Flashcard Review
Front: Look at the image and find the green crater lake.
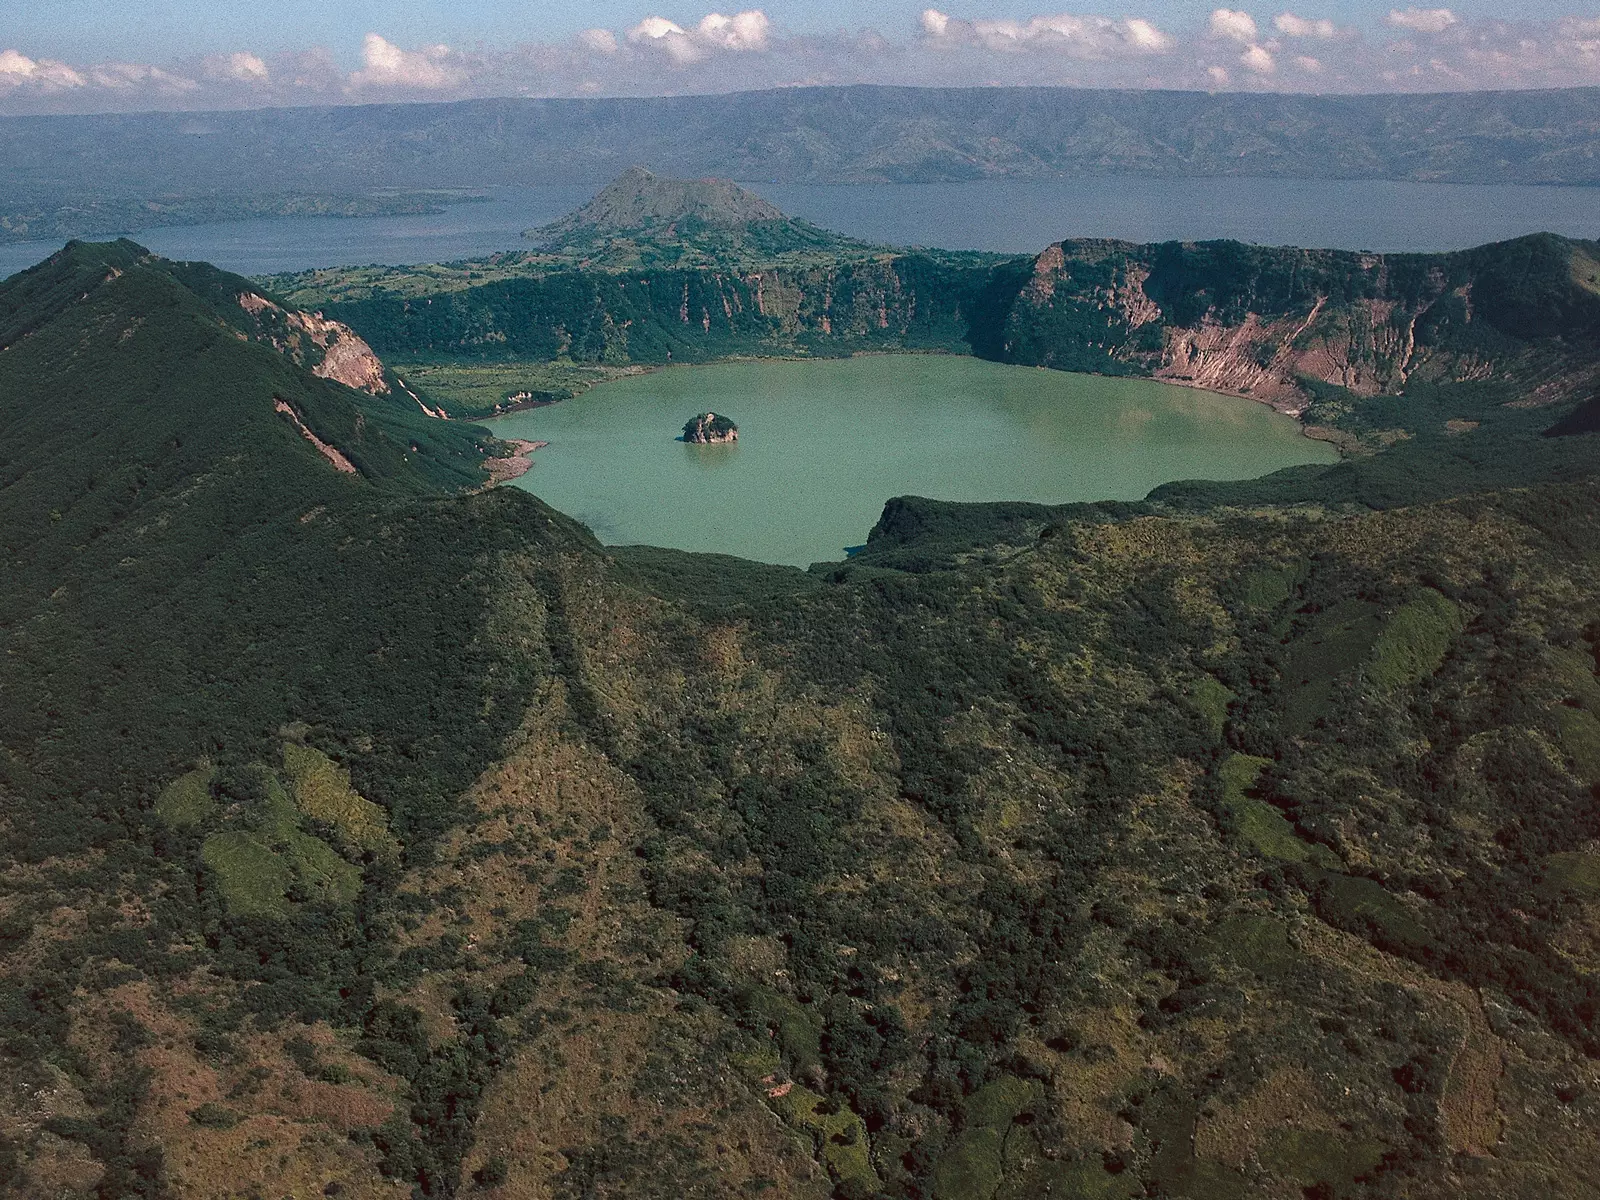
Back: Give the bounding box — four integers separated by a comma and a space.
493, 356, 1336, 566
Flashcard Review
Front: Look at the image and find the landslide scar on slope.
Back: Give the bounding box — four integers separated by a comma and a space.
273, 398, 357, 474
240, 292, 391, 395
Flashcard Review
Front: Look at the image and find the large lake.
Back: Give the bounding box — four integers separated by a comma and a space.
492, 356, 1335, 566
4, 176, 1600, 279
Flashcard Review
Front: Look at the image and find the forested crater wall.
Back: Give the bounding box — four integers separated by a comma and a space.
321, 233, 1600, 414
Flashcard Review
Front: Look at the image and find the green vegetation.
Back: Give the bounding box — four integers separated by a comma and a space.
1277, 600, 1387, 731
773, 1085, 878, 1191
1218, 754, 1333, 865
4, 236, 1600, 1200
1555, 706, 1600, 783
191, 764, 366, 917
1552, 646, 1600, 711
1240, 561, 1307, 610
201, 832, 298, 918
387, 358, 631, 419
282, 742, 400, 861
1366, 589, 1463, 689
1259, 1129, 1386, 1191
1545, 852, 1600, 899
1190, 676, 1234, 741
153, 764, 216, 827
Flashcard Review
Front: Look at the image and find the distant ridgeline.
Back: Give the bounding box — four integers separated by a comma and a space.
8, 84, 1600, 244
7, 85, 1600, 197
283, 176, 1600, 506
4, 233, 1600, 1195
0, 190, 483, 247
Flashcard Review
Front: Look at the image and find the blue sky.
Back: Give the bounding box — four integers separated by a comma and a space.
11, 0, 1590, 63
4, 2, 1600, 111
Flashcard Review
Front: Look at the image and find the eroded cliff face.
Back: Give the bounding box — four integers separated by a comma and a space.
322, 233, 1600, 421
240, 292, 392, 396
1002, 238, 1595, 412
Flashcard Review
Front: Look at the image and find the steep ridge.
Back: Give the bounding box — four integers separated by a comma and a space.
2, 240, 1600, 1200
1001, 234, 1600, 411
0, 239, 597, 826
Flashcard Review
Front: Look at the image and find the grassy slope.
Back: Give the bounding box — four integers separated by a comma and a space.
2, 239, 1600, 1200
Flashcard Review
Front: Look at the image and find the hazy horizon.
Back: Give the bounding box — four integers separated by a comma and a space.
5, 5, 1600, 115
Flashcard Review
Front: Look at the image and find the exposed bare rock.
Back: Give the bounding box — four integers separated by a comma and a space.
1006, 237, 1600, 414
274, 398, 358, 474
480, 439, 546, 488
683, 412, 738, 443
239, 293, 391, 396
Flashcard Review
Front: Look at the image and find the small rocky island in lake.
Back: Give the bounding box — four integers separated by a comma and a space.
683, 412, 739, 443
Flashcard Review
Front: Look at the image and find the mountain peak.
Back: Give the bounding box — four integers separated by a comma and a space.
539, 167, 787, 239
524, 167, 869, 267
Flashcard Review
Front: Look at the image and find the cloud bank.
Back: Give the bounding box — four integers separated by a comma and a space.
4, 8, 1600, 114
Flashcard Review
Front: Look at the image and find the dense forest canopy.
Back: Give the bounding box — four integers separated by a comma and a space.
0, 232, 1599, 1200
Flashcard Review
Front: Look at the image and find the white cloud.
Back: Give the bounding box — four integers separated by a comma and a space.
348, 33, 459, 90
1387, 8, 1458, 34
1241, 43, 1276, 72
0, 49, 37, 79
697, 11, 771, 51
578, 28, 620, 54
922, 11, 1175, 56
1124, 19, 1171, 52
89, 62, 197, 92
10, 9, 1600, 113
0, 48, 86, 90
1209, 9, 1259, 43
628, 11, 770, 62
630, 17, 688, 42
1274, 13, 1336, 39
208, 52, 269, 82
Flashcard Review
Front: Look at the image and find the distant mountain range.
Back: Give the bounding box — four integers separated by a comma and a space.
3, 85, 1600, 210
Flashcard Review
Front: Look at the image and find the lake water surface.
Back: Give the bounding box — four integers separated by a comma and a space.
492, 356, 1336, 566
4, 176, 1599, 280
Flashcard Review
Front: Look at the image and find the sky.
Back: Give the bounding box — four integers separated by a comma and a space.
3, 2, 1600, 113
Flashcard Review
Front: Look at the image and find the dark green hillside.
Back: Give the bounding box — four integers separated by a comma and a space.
0, 240, 600, 842
316, 253, 994, 381
3, 238, 1600, 1200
